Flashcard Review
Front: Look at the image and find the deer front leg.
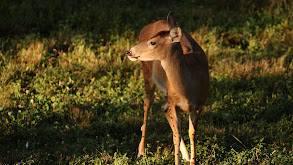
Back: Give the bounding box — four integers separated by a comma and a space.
189, 108, 201, 165
137, 81, 155, 159
167, 101, 181, 165
162, 99, 190, 162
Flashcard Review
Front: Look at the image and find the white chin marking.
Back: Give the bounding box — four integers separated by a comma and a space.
127, 56, 139, 61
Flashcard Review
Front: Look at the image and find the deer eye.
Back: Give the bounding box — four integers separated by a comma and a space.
150, 42, 156, 45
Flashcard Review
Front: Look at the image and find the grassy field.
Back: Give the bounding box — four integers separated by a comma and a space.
0, 0, 293, 164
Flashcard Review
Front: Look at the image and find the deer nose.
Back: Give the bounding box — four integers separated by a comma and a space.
126, 50, 132, 56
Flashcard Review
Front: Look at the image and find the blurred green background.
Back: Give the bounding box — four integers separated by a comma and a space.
0, 0, 292, 164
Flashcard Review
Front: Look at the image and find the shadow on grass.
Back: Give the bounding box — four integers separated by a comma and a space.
200, 73, 293, 149
0, 102, 143, 163
1, 0, 282, 38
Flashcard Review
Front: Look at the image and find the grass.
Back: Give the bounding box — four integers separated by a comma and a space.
0, 0, 293, 164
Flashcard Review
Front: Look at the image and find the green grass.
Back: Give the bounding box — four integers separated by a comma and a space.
0, 0, 293, 164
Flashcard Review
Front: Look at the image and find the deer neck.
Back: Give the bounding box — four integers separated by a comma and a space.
160, 43, 188, 96
160, 43, 183, 69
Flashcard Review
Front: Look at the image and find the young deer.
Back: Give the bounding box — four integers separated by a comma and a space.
126, 12, 209, 165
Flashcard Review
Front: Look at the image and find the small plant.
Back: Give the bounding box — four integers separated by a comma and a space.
69, 107, 94, 129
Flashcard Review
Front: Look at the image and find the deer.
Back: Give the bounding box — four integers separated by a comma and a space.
125, 12, 210, 165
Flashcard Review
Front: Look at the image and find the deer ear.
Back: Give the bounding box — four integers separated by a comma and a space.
167, 11, 177, 30
170, 27, 182, 43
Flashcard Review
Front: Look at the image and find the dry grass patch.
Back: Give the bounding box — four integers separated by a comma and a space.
211, 54, 288, 78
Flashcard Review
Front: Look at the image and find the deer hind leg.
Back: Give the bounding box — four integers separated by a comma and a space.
161, 99, 190, 162
189, 107, 201, 165
137, 62, 156, 159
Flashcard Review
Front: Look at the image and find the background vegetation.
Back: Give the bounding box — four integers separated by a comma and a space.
0, 0, 292, 164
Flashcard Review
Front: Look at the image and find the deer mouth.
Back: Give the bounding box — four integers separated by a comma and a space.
127, 55, 140, 61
